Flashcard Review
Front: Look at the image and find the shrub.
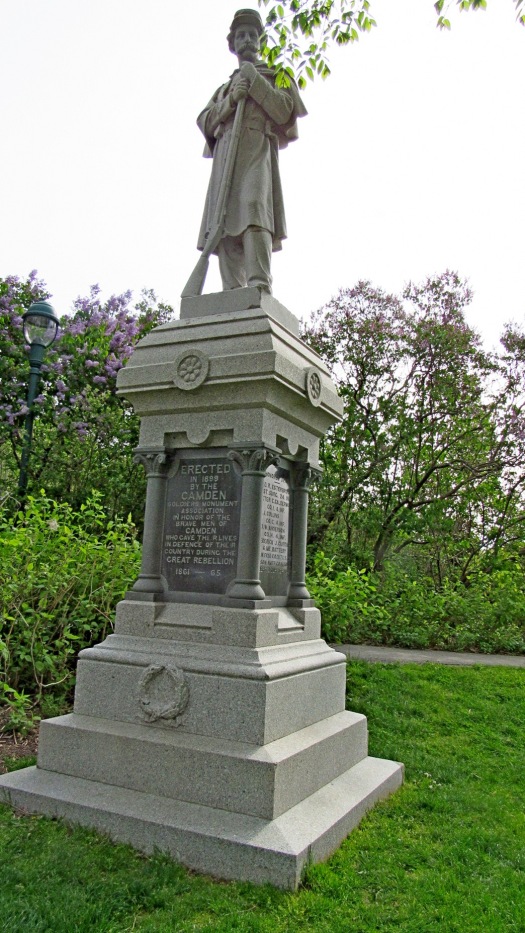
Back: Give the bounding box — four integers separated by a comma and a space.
307, 552, 390, 644
308, 553, 525, 654
0, 492, 141, 731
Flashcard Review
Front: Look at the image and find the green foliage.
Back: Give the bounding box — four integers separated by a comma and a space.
436, 0, 525, 28
307, 552, 389, 642
0, 493, 141, 730
259, 0, 525, 87
1, 664, 525, 930
0, 684, 34, 735
308, 551, 525, 652
260, 0, 376, 88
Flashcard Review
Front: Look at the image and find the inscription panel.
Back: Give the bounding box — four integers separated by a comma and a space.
259, 464, 291, 597
162, 451, 241, 594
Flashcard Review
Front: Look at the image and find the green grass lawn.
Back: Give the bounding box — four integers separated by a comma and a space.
1, 662, 524, 932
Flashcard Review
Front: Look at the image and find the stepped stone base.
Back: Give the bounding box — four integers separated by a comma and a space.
0, 603, 403, 890
35, 710, 369, 820
0, 756, 403, 890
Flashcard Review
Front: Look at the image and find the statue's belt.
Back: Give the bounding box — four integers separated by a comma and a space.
215, 116, 277, 141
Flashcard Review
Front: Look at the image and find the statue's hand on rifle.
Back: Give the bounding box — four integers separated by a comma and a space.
239, 62, 257, 84
230, 72, 251, 104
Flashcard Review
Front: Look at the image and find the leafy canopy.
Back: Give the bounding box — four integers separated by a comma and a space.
303, 272, 525, 583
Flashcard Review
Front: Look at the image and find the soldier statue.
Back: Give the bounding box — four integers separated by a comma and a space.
195, 8, 307, 295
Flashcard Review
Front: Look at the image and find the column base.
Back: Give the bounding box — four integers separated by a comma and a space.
130, 575, 165, 594
287, 582, 311, 600
226, 579, 266, 601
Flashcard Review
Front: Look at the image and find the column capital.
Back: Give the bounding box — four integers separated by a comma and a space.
133, 448, 171, 477
227, 444, 280, 477
290, 462, 322, 490
291, 463, 313, 490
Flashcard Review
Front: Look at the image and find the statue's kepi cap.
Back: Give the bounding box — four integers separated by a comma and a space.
227, 8, 265, 51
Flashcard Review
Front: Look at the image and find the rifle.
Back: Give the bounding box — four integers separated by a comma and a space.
181, 97, 246, 298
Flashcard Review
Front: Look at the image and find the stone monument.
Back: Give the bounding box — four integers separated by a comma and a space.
0, 10, 403, 890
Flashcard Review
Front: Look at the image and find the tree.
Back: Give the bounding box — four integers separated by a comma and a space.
303, 272, 525, 580
0, 273, 174, 522
258, 0, 525, 86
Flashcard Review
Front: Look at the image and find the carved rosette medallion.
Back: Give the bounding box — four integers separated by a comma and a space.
138, 665, 189, 725
173, 349, 209, 391
305, 367, 322, 407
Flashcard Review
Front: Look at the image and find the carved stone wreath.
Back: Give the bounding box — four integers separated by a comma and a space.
173, 349, 209, 391
138, 664, 189, 725
305, 367, 322, 407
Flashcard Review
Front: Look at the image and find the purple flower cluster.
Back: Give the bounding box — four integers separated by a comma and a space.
0, 271, 51, 427
0, 273, 173, 445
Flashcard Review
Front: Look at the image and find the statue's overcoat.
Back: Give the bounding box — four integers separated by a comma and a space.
197, 65, 306, 253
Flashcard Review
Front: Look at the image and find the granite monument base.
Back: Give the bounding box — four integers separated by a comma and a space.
0, 601, 403, 889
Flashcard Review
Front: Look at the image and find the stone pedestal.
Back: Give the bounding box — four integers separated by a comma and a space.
0, 290, 403, 889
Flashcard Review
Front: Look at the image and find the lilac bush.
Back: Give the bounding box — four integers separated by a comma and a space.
303, 272, 525, 585
0, 273, 173, 520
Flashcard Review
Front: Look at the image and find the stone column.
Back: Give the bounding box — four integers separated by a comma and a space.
226, 446, 279, 601
131, 448, 170, 595
288, 464, 314, 602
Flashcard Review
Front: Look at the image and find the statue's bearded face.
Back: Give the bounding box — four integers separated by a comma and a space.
233, 25, 260, 62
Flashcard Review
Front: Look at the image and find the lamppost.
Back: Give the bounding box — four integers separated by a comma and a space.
17, 300, 59, 503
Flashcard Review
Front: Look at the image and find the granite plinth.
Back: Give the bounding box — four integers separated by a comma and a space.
0, 756, 403, 890
179, 287, 300, 335
36, 709, 368, 820
73, 623, 348, 746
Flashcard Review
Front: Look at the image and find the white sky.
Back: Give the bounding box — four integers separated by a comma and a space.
1, 0, 523, 348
